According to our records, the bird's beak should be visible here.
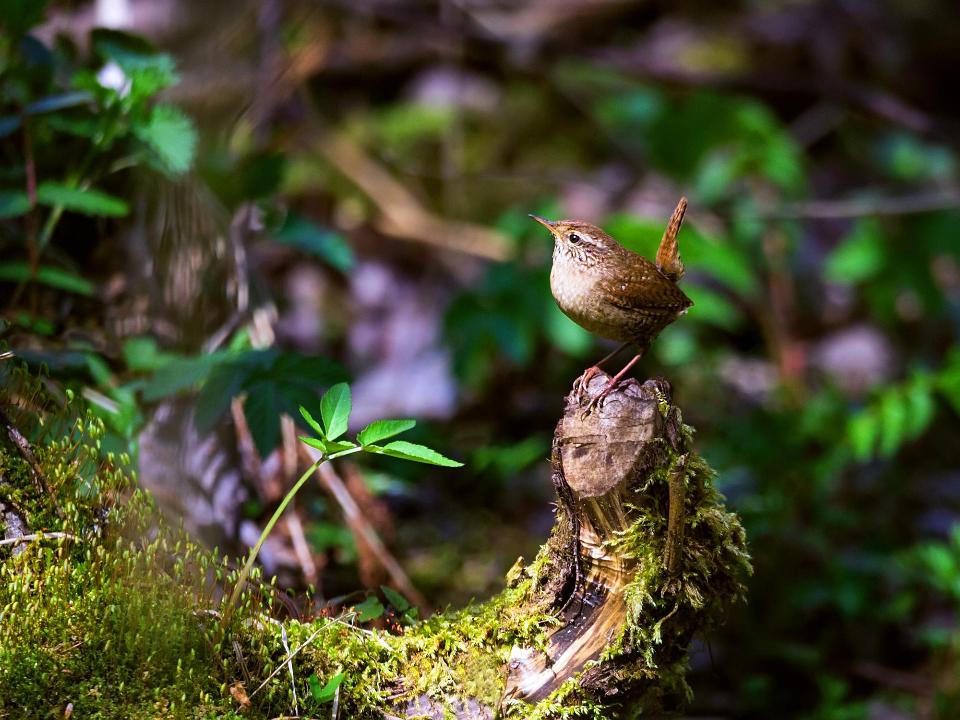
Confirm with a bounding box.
[528,214,556,232]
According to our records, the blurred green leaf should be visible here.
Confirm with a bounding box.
[0,0,49,37]
[141,352,227,400]
[0,262,94,295]
[824,219,885,285]
[122,336,178,371]
[545,303,593,356]
[274,213,354,271]
[848,412,878,462]
[877,390,907,458]
[0,190,30,219]
[381,585,411,613]
[191,350,347,455]
[655,326,698,366]
[684,285,741,330]
[355,596,385,621]
[134,104,196,176]
[36,182,129,217]
[876,133,955,182]
[320,383,351,441]
[357,419,416,446]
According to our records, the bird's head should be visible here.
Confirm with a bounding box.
[528,215,617,266]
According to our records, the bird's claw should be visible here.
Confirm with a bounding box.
[579,379,618,419]
[572,366,601,404]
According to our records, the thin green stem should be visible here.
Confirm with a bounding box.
[220,443,364,629]
[223,457,324,624]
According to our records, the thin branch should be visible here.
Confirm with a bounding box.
[757,188,960,219]
[0,531,81,547]
[0,406,56,504]
[309,130,510,261]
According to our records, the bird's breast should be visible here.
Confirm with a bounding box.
[550,258,633,342]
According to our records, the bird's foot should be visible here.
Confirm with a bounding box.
[572,366,602,404]
[580,377,620,419]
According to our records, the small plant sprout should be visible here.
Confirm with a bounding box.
[224,383,461,624]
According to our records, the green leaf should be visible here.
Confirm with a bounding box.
[545,303,592,356]
[298,435,355,456]
[36,182,129,217]
[355,596,385,622]
[308,672,344,704]
[369,440,463,467]
[848,412,878,462]
[141,352,226,400]
[324,439,358,455]
[134,104,197,176]
[824,219,884,285]
[684,285,741,330]
[0,262,94,295]
[122,336,180,371]
[0,190,30,218]
[299,406,325,439]
[299,436,326,451]
[877,390,907,458]
[904,378,935,440]
[357,419,416,446]
[0,0,49,37]
[320,383,351,441]
[381,585,411,612]
[274,213,354,271]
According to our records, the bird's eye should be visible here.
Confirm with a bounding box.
[568,233,582,244]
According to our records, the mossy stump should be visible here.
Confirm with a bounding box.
[382,373,750,718]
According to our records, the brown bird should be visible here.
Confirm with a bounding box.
[531,197,693,409]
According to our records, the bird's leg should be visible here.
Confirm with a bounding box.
[582,350,645,416]
[573,342,631,401]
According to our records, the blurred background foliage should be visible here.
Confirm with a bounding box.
[2,0,960,717]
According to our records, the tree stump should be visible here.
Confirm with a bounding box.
[388,373,751,719]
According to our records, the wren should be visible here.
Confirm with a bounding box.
[531,197,693,408]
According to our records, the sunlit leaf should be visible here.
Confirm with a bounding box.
[320,383,351,441]
[299,406,325,439]
[357,419,416,446]
[367,440,463,467]
[308,672,344,704]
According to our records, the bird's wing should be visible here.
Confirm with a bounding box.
[596,254,693,314]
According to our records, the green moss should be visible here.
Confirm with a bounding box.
[0,376,749,719]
